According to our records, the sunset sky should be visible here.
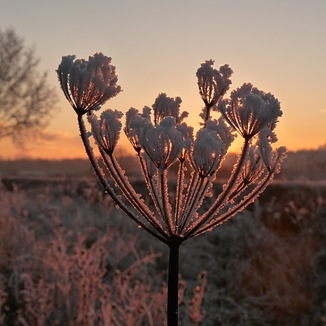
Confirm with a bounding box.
[1,0,325,159]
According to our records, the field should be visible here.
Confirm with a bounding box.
[1,172,326,325]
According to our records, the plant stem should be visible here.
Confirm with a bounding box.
[168,237,181,326]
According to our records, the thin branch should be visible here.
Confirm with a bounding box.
[191,171,274,238]
[137,153,166,227]
[100,149,168,240]
[175,159,185,232]
[160,170,173,236]
[184,138,250,239]
[77,115,169,244]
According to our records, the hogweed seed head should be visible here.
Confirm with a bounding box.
[153,93,188,125]
[57,53,288,326]
[217,83,282,139]
[58,53,286,245]
[131,116,188,173]
[205,118,236,153]
[125,107,152,153]
[197,60,233,122]
[88,109,123,155]
[57,53,121,115]
[191,129,225,178]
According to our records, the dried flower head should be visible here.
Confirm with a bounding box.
[153,93,188,125]
[205,117,236,153]
[57,53,121,115]
[197,60,233,121]
[88,109,123,155]
[191,129,225,178]
[217,83,282,139]
[124,106,151,153]
[57,53,288,325]
[131,116,186,173]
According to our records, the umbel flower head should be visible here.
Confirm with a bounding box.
[153,93,188,125]
[217,83,282,139]
[190,128,225,178]
[88,109,123,156]
[125,96,193,165]
[56,53,121,115]
[197,59,233,122]
[57,54,287,326]
[124,106,152,153]
[130,115,189,173]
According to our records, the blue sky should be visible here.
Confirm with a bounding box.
[1,0,325,158]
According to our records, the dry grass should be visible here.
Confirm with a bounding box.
[1,179,326,325]
[0,180,207,325]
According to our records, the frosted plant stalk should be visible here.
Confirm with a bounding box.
[57,53,287,326]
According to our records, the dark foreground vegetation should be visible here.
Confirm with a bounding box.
[1,176,326,325]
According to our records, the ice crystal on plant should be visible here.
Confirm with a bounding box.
[153,93,188,125]
[191,129,225,178]
[133,116,187,173]
[217,83,282,139]
[57,53,121,116]
[57,53,287,325]
[197,60,233,122]
[56,53,286,241]
[88,109,123,155]
[125,106,152,153]
[205,118,236,153]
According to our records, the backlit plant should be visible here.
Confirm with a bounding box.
[57,54,286,325]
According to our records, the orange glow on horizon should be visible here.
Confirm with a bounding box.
[1,129,324,161]
[0,0,325,160]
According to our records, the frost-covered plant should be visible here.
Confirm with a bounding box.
[57,54,287,325]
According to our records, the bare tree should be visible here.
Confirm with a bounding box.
[0,28,57,146]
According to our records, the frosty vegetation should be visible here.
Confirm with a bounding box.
[1,52,326,325]
[56,54,287,243]
[1,180,326,325]
[55,53,288,325]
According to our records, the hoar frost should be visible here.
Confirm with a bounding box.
[57,53,287,241]
[57,53,287,326]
